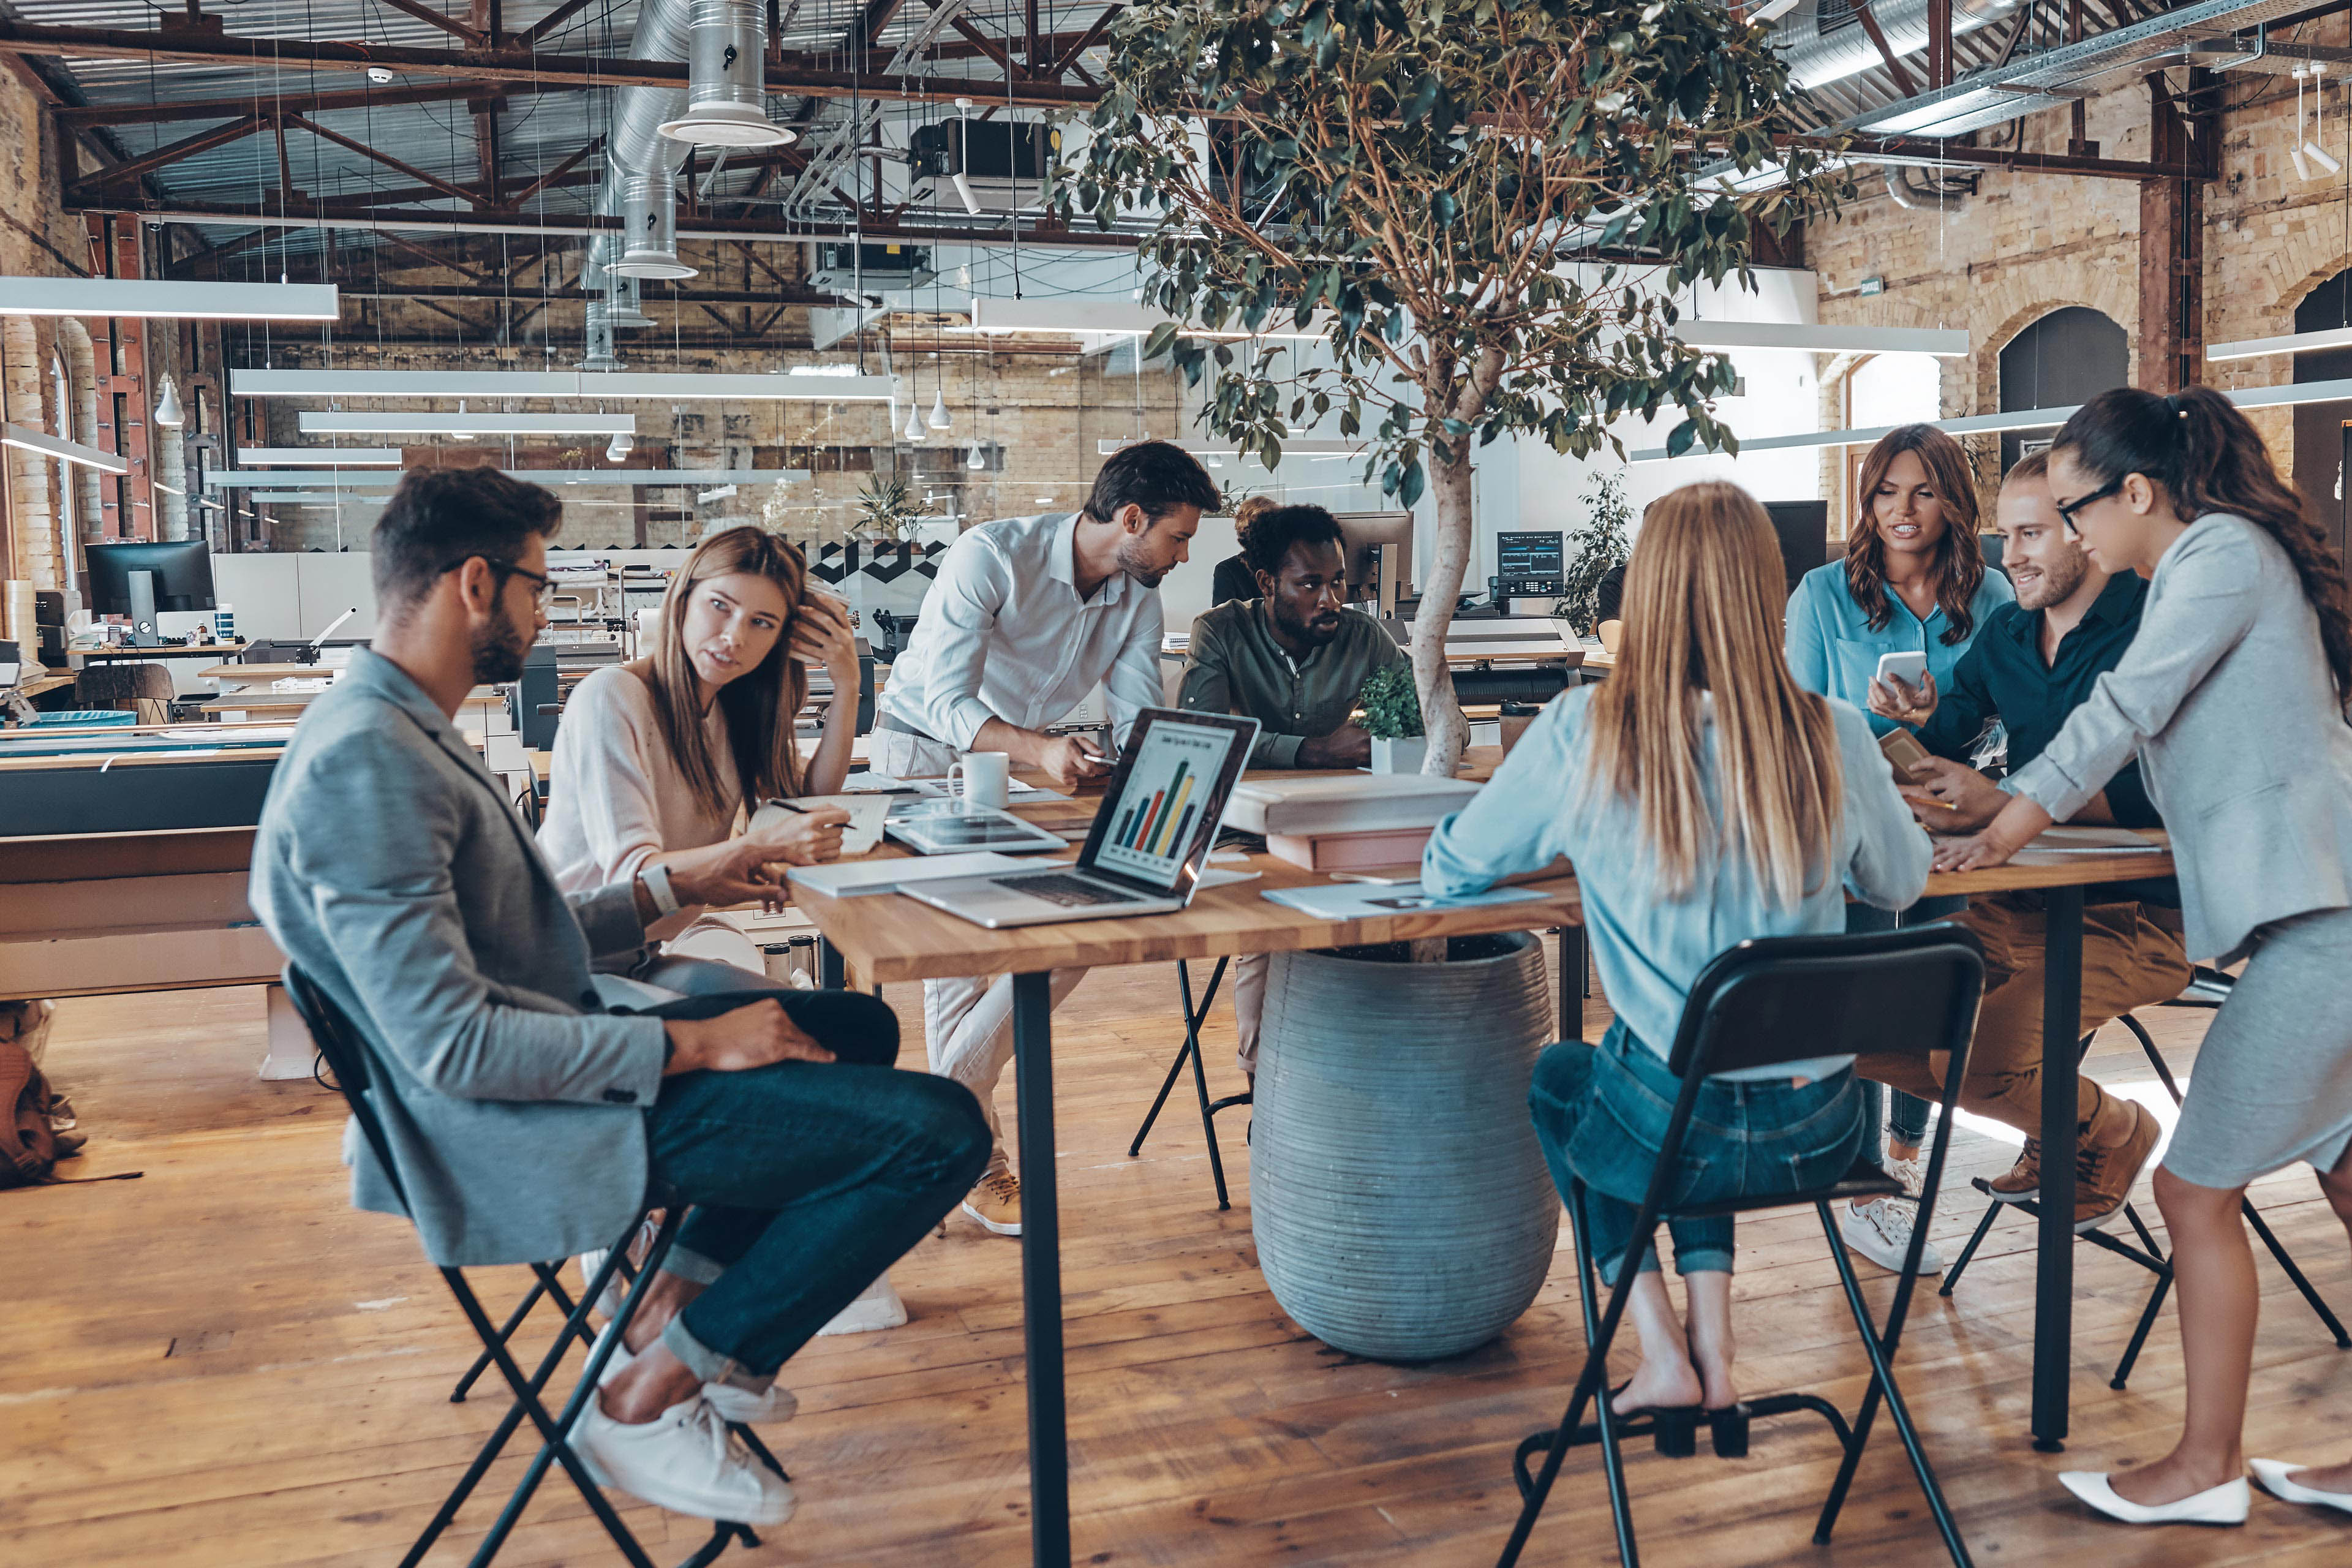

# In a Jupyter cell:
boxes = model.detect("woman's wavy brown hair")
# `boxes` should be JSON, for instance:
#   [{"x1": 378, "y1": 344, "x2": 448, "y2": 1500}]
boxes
[
  {"x1": 1847, "y1": 424, "x2": 1987, "y2": 647},
  {"x1": 646, "y1": 526, "x2": 814, "y2": 816}
]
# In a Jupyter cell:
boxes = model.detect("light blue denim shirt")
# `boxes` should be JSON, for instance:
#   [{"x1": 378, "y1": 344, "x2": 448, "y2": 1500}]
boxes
[
  {"x1": 1422, "y1": 687, "x2": 1931, "y2": 1080},
  {"x1": 1783, "y1": 556, "x2": 2015, "y2": 736}
]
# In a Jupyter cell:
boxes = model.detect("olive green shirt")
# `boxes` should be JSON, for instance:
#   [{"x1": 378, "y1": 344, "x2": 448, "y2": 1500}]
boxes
[{"x1": 1178, "y1": 598, "x2": 1409, "y2": 767}]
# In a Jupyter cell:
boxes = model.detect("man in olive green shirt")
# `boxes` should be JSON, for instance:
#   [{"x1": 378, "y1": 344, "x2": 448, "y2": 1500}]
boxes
[{"x1": 1178, "y1": 503, "x2": 1409, "y2": 1074}]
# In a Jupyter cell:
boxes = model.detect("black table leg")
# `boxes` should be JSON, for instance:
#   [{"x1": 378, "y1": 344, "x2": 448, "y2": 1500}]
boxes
[
  {"x1": 818, "y1": 937, "x2": 845, "y2": 991},
  {"x1": 1012, "y1": 969, "x2": 1071, "y2": 1567},
  {"x1": 2033, "y1": 884, "x2": 2084, "y2": 1452}
]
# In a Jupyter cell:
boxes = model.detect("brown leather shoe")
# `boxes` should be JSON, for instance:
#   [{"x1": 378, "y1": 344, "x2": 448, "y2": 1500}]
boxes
[
  {"x1": 1988, "y1": 1139, "x2": 2040, "y2": 1204},
  {"x1": 2075, "y1": 1101, "x2": 2160, "y2": 1234}
]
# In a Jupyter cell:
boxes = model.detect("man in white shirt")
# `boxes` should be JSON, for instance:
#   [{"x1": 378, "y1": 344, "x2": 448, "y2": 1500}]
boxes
[{"x1": 872, "y1": 440, "x2": 1218, "y2": 1236}]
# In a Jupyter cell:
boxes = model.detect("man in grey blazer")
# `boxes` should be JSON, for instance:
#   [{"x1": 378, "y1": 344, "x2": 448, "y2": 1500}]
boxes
[{"x1": 252, "y1": 468, "x2": 990, "y2": 1528}]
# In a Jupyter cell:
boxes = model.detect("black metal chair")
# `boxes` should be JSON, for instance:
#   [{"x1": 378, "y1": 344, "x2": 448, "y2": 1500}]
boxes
[
  {"x1": 282, "y1": 965, "x2": 783, "y2": 1568},
  {"x1": 1498, "y1": 924, "x2": 1988, "y2": 1568},
  {"x1": 1939, "y1": 1005, "x2": 2351, "y2": 1389}
]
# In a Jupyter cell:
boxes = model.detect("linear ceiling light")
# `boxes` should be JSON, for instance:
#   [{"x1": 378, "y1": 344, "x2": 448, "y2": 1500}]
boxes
[
  {"x1": 1097, "y1": 437, "x2": 1365, "y2": 457},
  {"x1": 237, "y1": 446, "x2": 406, "y2": 466},
  {"x1": 235, "y1": 369, "x2": 897, "y2": 401},
  {"x1": 2, "y1": 423, "x2": 130, "y2": 474},
  {"x1": 1671, "y1": 322, "x2": 1970, "y2": 358},
  {"x1": 207, "y1": 467, "x2": 811, "y2": 488},
  {"x1": 0, "y1": 277, "x2": 341, "y2": 321},
  {"x1": 968, "y1": 296, "x2": 1331, "y2": 341},
  {"x1": 300, "y1": 413, "x2": 636, "y2": 437},
  {"x1": 2205, "y1": 325, "x2": 2352, "y2": 363}
]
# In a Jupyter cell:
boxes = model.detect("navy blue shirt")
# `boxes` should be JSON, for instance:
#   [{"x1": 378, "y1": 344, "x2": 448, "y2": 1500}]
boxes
[{"x1": 1914, "y1": 570, "x2": 2176, "y2": 905}]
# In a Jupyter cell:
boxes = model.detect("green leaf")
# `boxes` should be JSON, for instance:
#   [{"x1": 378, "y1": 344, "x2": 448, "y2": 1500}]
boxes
[
  {"x1": 1430, "y1": 190, "x2": 1459, "y2": 227},
  {"x1": 1396, "y1": 459, "x2": 1426, "y2": 508},
  {"x1": 1142, "y1": 321, "x2": 1180, "y2": 361},
  {"x1": 1665, "y1": 419, "x2": 1697, "y2": 458}
]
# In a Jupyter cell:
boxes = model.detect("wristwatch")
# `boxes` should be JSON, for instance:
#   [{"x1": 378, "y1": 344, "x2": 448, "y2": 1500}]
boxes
[{"x1": 638, "y1": 861, "x2": 682, "y2": 919}]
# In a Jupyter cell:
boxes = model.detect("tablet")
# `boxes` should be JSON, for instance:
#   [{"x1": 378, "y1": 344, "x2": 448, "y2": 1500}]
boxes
[{"x1": 883, "y1": 801, "x2": 1068, "y2": 854}]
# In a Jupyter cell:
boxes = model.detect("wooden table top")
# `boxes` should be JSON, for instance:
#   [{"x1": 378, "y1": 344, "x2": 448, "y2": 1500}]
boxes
[
  {"x1": 1924, "y1": 829, "x2": 2173, "y2": 897},
  {"x1": 199, "y1": 662, "x2": 336, "y2": 682},
  {"x1": 20, "y1": 673, "x2": 76, "y2": 698},
  {"x1": 78, "y1": 641, "x2": 246, "y2": 660}
]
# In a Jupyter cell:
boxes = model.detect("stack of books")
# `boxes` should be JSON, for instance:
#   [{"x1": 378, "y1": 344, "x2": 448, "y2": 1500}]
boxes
[{"x1": 1224, "y1": 775, "x2": 1484, "y2": 875}]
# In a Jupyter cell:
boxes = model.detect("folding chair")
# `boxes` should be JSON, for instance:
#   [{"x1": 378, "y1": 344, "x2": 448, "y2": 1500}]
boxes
[
  {"x1": 282, "y1": 965, "x2": 785, "y2": 1568},
  {"x1": 1497, "y1": 924, "x2": 1988, "y2": 1568},
  {"x1": 1940, "y1": 1008, "x2": 2351, "y2": 1389},
  {"x1": 1128, "y1": 957, "x2": 1252, "y2": 1208}
]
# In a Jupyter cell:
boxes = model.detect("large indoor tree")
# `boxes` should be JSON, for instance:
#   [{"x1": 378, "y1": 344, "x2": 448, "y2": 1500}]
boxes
[{"x1": 1059, "y1": 0, "x2": 1848, "y2": 772}]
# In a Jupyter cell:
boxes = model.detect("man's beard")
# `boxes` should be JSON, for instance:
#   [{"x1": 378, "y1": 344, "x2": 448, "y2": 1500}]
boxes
[
  {"x1": 470, "y1": 602, "x2": 534, "y2": 684},
  {"x1": 1272, "y1": 600, "x2": 1341, "y2": 647},
  {"x1": 1114, "y1": 534, "x2": 1167, "y2": 587},
  {"x1": 2015, "y1": 549, "x2": 2087, "y2": 611}
]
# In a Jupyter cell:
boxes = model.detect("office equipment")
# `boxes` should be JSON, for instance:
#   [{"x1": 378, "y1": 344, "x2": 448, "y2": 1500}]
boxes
[
  {"x1": 1333, "y1": 511, "x2": 1415, "y2": 618},
  {"x1": 1493, "y1": 530, "x2": 1566, "y2": 612},
  {"x1": 511, "y1": 644, "x2": 562, "y2": 750},
  {"x1": 1762, "y1": 500, "x2": 1828, "y2": 594},
  {"x1": 85, "y1": 540, "x2": 216, "y2": 647},
  {"x1": 884, "y1": 797, "x2": 1069, "y2": 854},
  {"x1": 901, "y1": 710, "x2": 1259, "y2": 928}
]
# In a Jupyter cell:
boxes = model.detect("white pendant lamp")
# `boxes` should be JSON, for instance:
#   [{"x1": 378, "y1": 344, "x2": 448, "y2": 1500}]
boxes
[
  {"x1": 2294, "y1": 67, "x2": 2317, "y2": 182},
  {"x1": 967, "y1": 443, "x2": 987, "y2": 470},
  {"x1": 153, "y1": 376, "x2": 186, "y2": 429},
  {"x1": 903, "y1": 404, "x2": 925, "y2": 442},
  {"x1": 606, "y1": 431, "x2": 635, "y2": 462},
  {"x1": 928, "y1": 389, "x2": 952, "y2": 430},
  {"x1": 2311, "y1": 64, "x2": 2343, "y2": 175}
]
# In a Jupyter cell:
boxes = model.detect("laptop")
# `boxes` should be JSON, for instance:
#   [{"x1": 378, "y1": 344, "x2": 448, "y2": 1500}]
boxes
[{"x1": 901, "y1": 708, "x2": 1261, "y2": 929}]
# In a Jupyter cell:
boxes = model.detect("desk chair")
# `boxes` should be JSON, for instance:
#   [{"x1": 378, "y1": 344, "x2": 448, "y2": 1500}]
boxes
[
  {"x1": 1498, "y1": 925, "x2": 1986, "y2": 1568},
  {"x1": 1939, "y1": 1001, "x2": 2351, "y2": 1390},
  {"x1": 75, "y1": 662, "x2": 171, "y2": 725},
  {"x1": 281, "y1": 966, "x2": 783, "y2": 1568}
]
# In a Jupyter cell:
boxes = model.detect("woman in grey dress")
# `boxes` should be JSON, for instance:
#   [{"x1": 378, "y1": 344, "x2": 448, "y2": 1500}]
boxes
[{"x1": 1938, "y1": 386, "x2": 2352, "y2": 1528}]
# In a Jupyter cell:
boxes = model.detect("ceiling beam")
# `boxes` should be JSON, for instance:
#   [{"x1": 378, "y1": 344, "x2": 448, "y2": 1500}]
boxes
[
  {"x1": 66, "y1": 111, "x2": 266, "y2": 191},
  {"x1": 0, "y1": 21, "x2": 1102, "y2": 106},
  {"x1": 375, "y1": 0, "x2": 482, "y2": 44},
  {"x1": 58, "y1": 80, "x2": 521, "y2": 126}
]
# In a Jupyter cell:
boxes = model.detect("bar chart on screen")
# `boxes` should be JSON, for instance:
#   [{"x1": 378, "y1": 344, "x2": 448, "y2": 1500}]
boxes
[{"x1": 1095, "y1": 718, "x2": 1243, "y2": 884}]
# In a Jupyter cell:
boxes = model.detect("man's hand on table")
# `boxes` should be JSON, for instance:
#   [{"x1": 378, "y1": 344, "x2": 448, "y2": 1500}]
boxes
[
  {"x1": 1037, "y1": 733, "x2": 1115, "y2": 790},
  {"x1": 664, "y1": 999, "x2": 834, "y2": 1074},
  {"x1": 1296, "y1": 723, "x2": 1373, "y2": 769}
]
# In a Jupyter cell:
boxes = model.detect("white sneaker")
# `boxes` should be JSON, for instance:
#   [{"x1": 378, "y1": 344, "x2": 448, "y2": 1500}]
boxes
[
  {"x1": 576, "y1": 1251, "x2": 628, "y2": 1323},
  {"x1": 596, "y1": 1327, "x2": 798, "y2": 1426},
  {"x1": 817, "y1": 1273, "x2": 909, "y2": 1337},
  {"x1": 573, "y1": 1392, "x2": 794, "y2": 1525},
  {"x1": 2059, "y1": 1471, "x2": 2248, "y2": 1526},
  {"x1": 1842, "y1": 1156, "x2": 1945, "y2": 1275}
]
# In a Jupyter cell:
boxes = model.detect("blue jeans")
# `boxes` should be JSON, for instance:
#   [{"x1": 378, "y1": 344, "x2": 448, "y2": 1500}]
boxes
[
  {"x1": 1845, "y1": 897, "x2": 1966, "y2": 1148},
  {"x1": 624, "y1": 989, "x2": 992, "y2": 1390},
  {"x1": 1528, "y1": 1022, "x2": 1869, "y2": 1283}
]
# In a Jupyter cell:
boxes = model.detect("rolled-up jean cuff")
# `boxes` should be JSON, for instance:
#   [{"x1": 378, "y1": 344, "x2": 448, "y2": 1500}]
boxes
[
  {"x1": 661, "y1": 1315, "x2": 774, "y2": 1393},
  {"x1": 1671, "y1": 1245, "x2": 1733, "y2": 1276},
  {"x1": 1597, "y1": 1245, "x2": 1663, "y2": 1285},
  {"x1": 662, "y1": 1243, "x2": 729, "y2": 1287}
]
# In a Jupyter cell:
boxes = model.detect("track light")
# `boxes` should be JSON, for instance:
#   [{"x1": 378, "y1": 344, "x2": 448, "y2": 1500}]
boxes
[
  {"x1": 950, "y1": 172, "x2": 984, "y2": 216},
  {"x1": 2310, "y1": 64, "x2": 2343, "y2": 175},
  {"x1": 2294, "y1": 67, "x2": 2320, "y2": 182},
  {"x1": 929, "y1": 390, "x2": 952, "y2": 430},
  {"x1": 153, "y1": 376, "x2": 185, "y2": 429}
]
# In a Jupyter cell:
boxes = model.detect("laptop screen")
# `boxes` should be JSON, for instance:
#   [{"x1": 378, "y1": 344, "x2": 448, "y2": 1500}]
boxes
[{"x1": 1077, "y1": 709, "x2": 1261, "y2": 896}]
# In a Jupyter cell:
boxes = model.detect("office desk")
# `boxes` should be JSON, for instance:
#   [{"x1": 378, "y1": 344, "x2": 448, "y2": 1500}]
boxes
[
  {"x1": 786, "y1": 766, "x2": 1569, "y2": 1568},
  {"x1": 18, "y1": 673, "x2": 75, "y2": 699},
  {"x1": 1922, "y1": 831, "x2": 2176, "y2": 1453},
  {"x1": 76, "y1": 641, "x2": 247, "y2": 662}
]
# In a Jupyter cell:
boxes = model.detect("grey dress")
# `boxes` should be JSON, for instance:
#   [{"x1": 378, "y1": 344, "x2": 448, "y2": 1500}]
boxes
[{"x1": 2008, "y1": 513, "x2": 2352, "y2": 1186}]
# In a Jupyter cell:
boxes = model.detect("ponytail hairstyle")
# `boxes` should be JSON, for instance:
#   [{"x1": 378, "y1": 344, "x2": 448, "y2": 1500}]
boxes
[
  {"x1": 1846, "y1": 423, "x2": 1988, "y2": 646},
  {"x1": 2052, "y1": 386, "x2": 2352, "y2": 702},
  {"x1": 646, "y1": 526, "x2": 813, "y2": 816}
]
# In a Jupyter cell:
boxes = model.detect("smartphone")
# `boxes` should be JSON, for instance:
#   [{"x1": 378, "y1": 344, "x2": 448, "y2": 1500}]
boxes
[{"x1": 1874, "y1": 650, "x2": 1929, "y2": 688}]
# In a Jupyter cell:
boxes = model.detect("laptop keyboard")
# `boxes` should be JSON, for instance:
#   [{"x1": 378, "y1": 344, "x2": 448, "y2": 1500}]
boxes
[{"x1": 992, "y1": 872, "x2": 1145, "y2": 908}]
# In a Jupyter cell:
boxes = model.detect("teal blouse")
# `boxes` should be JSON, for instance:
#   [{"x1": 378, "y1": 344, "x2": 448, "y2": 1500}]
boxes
[{"x1": 1783, "y1": 555, "x2": 2015, "y2": 736}]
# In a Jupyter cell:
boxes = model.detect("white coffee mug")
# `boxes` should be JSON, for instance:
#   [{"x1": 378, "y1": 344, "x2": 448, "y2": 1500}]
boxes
[{"x1": 948, "y1": 750, "x2": 1011, "y2": 812}]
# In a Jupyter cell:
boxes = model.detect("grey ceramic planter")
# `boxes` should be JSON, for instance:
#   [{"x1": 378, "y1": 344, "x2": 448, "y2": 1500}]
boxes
[{"x1": 1251, "y1": 932, "x2": 1559, "y2": 1362}]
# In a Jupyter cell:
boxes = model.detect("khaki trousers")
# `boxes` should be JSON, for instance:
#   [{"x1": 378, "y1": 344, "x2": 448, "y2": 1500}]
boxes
[
  {"x1": 1855, "y1": 892, "x2": 2191, "y2": 1143},
  {"x1": 1232, "y1": 952, "x2": 1269, "y2": 1077}
]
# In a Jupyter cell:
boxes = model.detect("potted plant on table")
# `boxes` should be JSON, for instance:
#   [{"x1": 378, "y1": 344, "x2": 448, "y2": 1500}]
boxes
[
  {"x1": 1355, "y1": 664, "x2": 1427, "y2": 775},
  {"x1": 1058, "y1": 0, "x2": 1844, "y2": 777}
]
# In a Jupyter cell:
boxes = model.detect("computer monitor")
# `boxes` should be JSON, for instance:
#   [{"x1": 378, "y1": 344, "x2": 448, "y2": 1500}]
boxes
[
  {"x1": 1494, "y1": 530, "x2": 1565, "y2": 597},
  {"x1": 1761, "y1": 502, "x2": 1826, "y2": 596},
  {"x1": 1332, "y1": 511, "x2": 1415, "y2": 618},
  {"x1": 85, "y1": 540, "x2": 217, "y2": 647}
]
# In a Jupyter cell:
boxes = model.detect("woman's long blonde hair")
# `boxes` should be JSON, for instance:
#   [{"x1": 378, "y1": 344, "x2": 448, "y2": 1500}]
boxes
[
  {"x1": 647, "y1": 526, "x2": 813, "y2": 815},
  {"x1": 1580, "y1": 481, "x2": 1844, "y2": 906}
]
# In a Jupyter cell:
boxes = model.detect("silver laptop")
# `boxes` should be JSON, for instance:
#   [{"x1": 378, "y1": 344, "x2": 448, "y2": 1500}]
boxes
[{"x1": 902, "y1": 709, "x2": 1261, "y2": 929}]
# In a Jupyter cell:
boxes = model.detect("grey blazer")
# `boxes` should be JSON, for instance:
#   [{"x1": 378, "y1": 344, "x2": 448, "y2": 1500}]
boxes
[
  {"x1": 2010, "y1": 513, "x2": 2352, "y2": 963},
  {"x1": 251, "y1": 649, "x2": 669, "y2": 1267}
]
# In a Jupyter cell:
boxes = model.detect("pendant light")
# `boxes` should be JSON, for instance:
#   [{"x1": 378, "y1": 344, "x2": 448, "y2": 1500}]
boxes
[
  {"x1": 2294, "y1": 67, "x2": 2316, "y2": 183},
  {"x1": 967, "y1": 443, "x2": 987, "y2": 470},
  {"x1": 2310, "y1": 64, "x2": 2343, "y2": 175},
  {"x1": 903, "y1": 402, "x2": 925, "y2": 442},
  {"x1": 153, "y1": 375, "x2": 186, "y2": 429},
  {"x1": 928, "y1": 388, "x2": 952, "y2": 430}
]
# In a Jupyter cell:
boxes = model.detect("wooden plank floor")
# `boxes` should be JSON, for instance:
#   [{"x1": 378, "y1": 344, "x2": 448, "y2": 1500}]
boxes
[{"x1": 7, "y1": 957, "x2": 2352, "y2": 1566}]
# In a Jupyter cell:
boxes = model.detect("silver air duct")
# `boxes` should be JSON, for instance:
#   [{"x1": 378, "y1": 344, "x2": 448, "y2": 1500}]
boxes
[
  {"x1": 587, "y1": 0, "x2": 697, "y2": 287},
  {"x1": 616, "y1": 170, "x2": 695, "y2": 280},
  {"x1": 659, "y1": 0, "x2": 794, "y2": 148},
  {"x1": 579, "y1": 301, "x2": 624, "y2": 371},
  {"x1": 1774, "y1": 0, "x2": 2021, "y2": 91},
  {"x1": 609, "y1": 271, "x2": 655, "y2": 328}
]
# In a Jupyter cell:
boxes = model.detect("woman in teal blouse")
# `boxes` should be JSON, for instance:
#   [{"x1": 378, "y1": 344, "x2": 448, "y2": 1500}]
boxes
[{"x1": 1785, "y1": 423, "x2": 2013, "y2": 1277}]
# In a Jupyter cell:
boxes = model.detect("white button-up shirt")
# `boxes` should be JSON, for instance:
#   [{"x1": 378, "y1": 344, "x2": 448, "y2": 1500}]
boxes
[{"x1": 878, "y1": 511, "x2": 1167, "y2": 751}]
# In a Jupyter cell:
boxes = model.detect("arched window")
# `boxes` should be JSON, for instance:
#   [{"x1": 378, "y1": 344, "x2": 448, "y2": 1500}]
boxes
[{"x1": 1997, "y1": 306, "x2": 2128, "y2": 473}]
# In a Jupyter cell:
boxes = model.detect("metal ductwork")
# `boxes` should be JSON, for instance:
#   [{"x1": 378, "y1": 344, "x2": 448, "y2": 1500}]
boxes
[
  {"x1": 617, "y1": 170, "x2": 696, "y2": 280},
  {"x1": 1774, "y1": 0, "x2": 2021, "y2": 91},
  {"x1": 587, "y1": 0, "x2": 696, "y2": 287},
  {"x1": 579, "y1": 300, "x2": 624, "y2": 371},
  {"x1": 609, "y1": 273, "x2": 655, "y2": 329},
  {"x1": 659, "y1": 0, "x2": 794, "y2": 148}
]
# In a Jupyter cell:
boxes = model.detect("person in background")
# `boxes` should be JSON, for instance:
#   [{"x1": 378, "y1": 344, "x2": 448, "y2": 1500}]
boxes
[
  {"x1": 1212, "y1": 494, "x2": 1278, "y2": 606},
  {"x1": 1179, "y1": 503, "x2": 1411, "y2": 1079},
  {"x1": 872, "y1": 439, "x2": 1219, "y2": 1237},
  {"x1": 1425, "y1": 479, "x2": 1928, "y2": 1427},
  {"x1": 1860, "y1": 451, "x2": 2180, "y2": 1232},
  {"x1": 251, "y1": 467, "x2": 989, "y2": 1528},
  {"x1": 540, "y1": 526, "x2": 859, "y2": 993},
  {"x1": 1936, "y1": 388, "x2": 2352, "y2": 1528},
  {"x1": 1593, "y1": 559, "x2": 1627, "y2": 654},
  {"x1": 1785, "y1": 423, "x2": 2015, "y2": 1276}
]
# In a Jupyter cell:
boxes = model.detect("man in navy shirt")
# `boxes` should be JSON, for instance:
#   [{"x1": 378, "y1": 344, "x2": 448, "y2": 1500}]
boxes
[{"x1": 1862, "y1": 451, "x2": 2188, "y2": 1231}]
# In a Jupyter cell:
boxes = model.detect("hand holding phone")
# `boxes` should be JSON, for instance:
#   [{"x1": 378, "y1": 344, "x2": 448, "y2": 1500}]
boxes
[{"x1": 1869, "y1": 650, "x2": 1937, "y2": 726}]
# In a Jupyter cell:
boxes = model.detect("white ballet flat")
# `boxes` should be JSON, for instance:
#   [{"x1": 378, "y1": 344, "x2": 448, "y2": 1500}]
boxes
[
  {"x1": 2252, "y1": 1458, "x2": 2352, "y2": 1516},
  {"x1": 2059, "y1": 1471, "x2": 2249, "y2": 1526}
]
